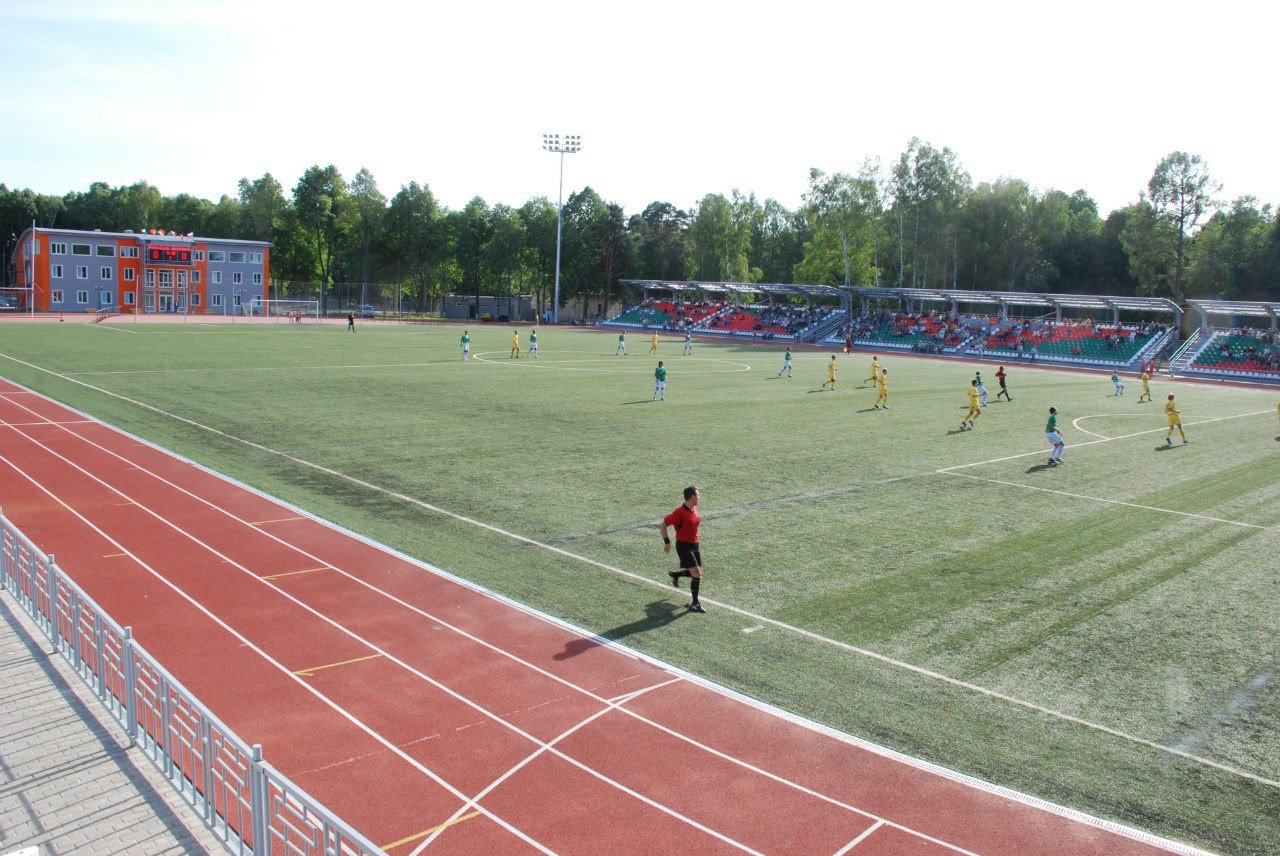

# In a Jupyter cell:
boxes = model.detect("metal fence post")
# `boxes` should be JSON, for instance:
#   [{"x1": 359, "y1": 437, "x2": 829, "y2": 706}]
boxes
[
  {"x1": 200, "y1": 720, "x2": 214, "y2": 827},
  {"x1": 94, "y1": 612, "x2": 106, "y2": 701},
  {"x1": 46, "y1": 553, "x2": 59, "y2": 654},
  {"x1": 123, "y1": 626, "x2": 138, "y2": 748},
  {"x1": 250, "y1": 744, "x2": 269, "y2": 856}
]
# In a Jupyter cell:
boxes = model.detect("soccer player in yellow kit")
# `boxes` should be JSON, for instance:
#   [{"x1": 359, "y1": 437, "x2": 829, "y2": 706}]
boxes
[
  {"x1": 962, "y1": 379, "x2": 982, "y2": 429},
  {"x1": 649, "y1": 332, "x2": 659, "y2": 354},
  {"x1": 865, "y1": 356, "x2": 880, "y2": 386},
  {"x1": 1138, "y1": 369, "x2": 1152, "y2": 402},
  {"x1": 874, "y1": 368, "x2": 889, "y2": 409},
  {"x1": 510, "y1": 329, "x2": 520, "y2": 359},
  {"x1": 1164, "y1": 394, "x2": 1187, "y2": 445},
  {"x1": 821, "y1": 355, "x2": 838, "y2": 390}
]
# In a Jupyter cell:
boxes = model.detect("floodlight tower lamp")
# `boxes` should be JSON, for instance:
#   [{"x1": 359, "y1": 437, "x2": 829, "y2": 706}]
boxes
[{"x1": 542, "y1": 131, "x2": 581, "y2": 324}]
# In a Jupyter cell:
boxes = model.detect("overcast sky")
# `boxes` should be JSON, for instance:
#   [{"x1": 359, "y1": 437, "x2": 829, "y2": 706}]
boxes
[{"x1": 3, "y1": 1, "x2": 1275, "y2": 219}]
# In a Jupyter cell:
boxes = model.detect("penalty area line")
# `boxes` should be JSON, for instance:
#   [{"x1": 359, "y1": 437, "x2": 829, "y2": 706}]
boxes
[{"x1": 2, "y1": 354, "x2": 1276, "y2": 791}]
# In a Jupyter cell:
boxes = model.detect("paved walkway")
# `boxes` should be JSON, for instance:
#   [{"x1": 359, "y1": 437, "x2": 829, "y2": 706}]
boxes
[{"x1": 0, "y1": 590, "x2": 223, "y2": 856}]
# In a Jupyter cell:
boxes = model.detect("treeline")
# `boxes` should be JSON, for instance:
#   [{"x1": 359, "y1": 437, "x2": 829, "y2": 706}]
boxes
[{"x1": 3, "y1": 140, "x2": 1277, "y2": 316}]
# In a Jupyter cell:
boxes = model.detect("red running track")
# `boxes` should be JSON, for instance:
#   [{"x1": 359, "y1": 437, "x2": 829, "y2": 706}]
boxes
[{"x1": 0, "y1": 377, "x2": 1202, "y2": 855}]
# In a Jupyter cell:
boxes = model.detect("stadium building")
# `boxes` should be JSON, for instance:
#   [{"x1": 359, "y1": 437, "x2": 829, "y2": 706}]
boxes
[{"x1": 8, "y1": 227, "x2": 271, "y2": 315}]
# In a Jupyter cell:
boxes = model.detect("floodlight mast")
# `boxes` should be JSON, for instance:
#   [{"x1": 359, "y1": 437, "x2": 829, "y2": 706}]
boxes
[{"x1": 542, "y1": 133, "x2": 581, "y2": 324}]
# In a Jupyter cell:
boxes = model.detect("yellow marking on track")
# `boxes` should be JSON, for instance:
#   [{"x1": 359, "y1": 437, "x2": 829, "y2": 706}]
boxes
[
  {"x1": 261, "y1": 566, "x2": 330, "y2": 581},
  {"x1": 102, "y1": 553, "x2": 128, "y2": 558},
  {"x1": 293, "y1": 653, "x2": 383, "y2": 678},
  {"x1": 250, "y1": 516, "x2": 307, "y2": 526},
  {"x1": 381, "y1": 810, "x2": 482, "y2": 850}
]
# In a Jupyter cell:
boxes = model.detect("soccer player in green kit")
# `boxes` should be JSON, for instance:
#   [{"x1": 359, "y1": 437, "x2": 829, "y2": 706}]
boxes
[
  {"x1": 775, "y1": 348, "x2": 792, "y2": 378},
  {"x1": 1045, "y1": 406, "x2": 1065, "y2": 465},
  {"x1": 528, "y1": 329, "x2": 539, "y2": 358},
  {"x1": 683, "y1": 331, "x2": 693, "y2": 355},
  {"x1": 460, "y1": 330, "x2": 470, "y2": 360},
  {"x1": 652, "y1": 360, "x2": 667, "y2": 401},
  {"x1": 616, "y1": 331, "x2": 628, "y2": 355}
]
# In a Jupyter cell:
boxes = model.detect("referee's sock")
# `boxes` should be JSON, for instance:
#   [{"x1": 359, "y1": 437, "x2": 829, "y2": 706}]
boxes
[{"x1": 690, "y1": 577, "x2": 700, "y2": 603}]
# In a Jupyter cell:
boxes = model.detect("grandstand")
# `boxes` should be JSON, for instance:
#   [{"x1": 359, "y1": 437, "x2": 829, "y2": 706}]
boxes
[
  {"x1": 1172, "y1": 300, "x2": 1280, "y2": 381},
  {"x1": 610, "y1": 280, "x2": 847, "y2": 341}
]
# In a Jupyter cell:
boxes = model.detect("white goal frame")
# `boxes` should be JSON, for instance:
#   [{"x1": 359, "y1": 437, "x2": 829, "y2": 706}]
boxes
[{"x1": 247, "y1": 298, "x2": 321, "y2": 324}]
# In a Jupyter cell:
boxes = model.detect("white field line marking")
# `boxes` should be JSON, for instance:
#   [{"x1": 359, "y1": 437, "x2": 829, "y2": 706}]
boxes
[
  {"x1": 472, "y1": 351, "x2": 752, "y2": 374},
  {"x1": 938, "y1": 409, "x2": 1273, "y2": 473},
  {"x1": 833, "y1": 820, "x2": 885, "y2": 855},
  {"x1": 23, "y1": 399, "x2": 988, "y2": 854},
  {"x1": 941, "y1": 471, "x2": 1271, "y2": 531},
  {"x1": 0, "y1": 420, "x2": 94, "y2": 427},
  {"x1": 4, "y1": 354, "x2": 1278, "y2": 791},
  {"x1": 0, "y1": 451, "x2": 552, "y2": 855},
  {"x1": 407, "y1": 678, "x2": 708, "y2": 856},
  {"x1": 1071, "y1": 413, "x2": 1164, "y2": 440},
  {"x1": 91, "y1": 324, "x2": 136, "y2": 333},
  {"x1": 64, "y1": 362, "x2": 445, "y2": 376},
  {"x1": 2, "y1": 423, "x2": 768, "y2": 855}
]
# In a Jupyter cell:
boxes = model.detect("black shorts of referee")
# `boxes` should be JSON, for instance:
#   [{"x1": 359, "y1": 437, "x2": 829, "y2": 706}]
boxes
[{"x1": 675, "y1": 541, "x2": 702, "y2": 570}]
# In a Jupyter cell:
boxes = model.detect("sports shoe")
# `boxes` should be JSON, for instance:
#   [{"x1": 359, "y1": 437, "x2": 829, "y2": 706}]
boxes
[
  {"x1": 668, "y1": 571, "x2": 681, "y2": 588},
  {"x1": 1183, "y1": 440, "x2": 1189, "y2": 445},
  {"x1": 1165, "y1": 437, "x2": 1172, "y2": 445},
  {"x1": 689, "y1": 602, "x2": 706, "y2": 613}
]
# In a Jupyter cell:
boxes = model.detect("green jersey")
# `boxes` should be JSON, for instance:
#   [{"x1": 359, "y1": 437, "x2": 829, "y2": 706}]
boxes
[
  {"x1": 619, "y1": 333, "x2": 625, "y2": 342},
  {"x1": 784, "y1": 350, "x2": 791, "y2": 361},
  {"x1": 529, "y1": 332, "x2": 537, "y2": 343},
  {"x1": 655, "y1": 366, "x2": 667, "y2": 382},
  {"x1": 1046, "y1": 413, "x2": 1057, "y2": 432},
  {"x1": 461, "y1": 334, "x2": 469, "y2": 345}
]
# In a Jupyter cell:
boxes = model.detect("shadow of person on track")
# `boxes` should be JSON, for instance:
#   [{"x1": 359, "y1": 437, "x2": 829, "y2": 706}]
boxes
[{"x1": 554, "y1": 601, "x2": 687, "y2": 660}]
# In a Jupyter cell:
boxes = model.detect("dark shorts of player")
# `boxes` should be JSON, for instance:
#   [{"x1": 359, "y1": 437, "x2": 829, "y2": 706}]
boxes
[{"x1": 675, "y1": 541, "x2": 702, "y2": 570}]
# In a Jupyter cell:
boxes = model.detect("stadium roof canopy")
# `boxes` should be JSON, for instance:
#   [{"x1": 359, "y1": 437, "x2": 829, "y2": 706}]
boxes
[
  {"x1": 1185, "y1": 299, "x2": 1280, "y2": 324},
  {"x1": 842, "y1": 287, "x2": 1182, "y2": 321},
  {"x1": 620, "y1": 280, "x2": 846, "y2": 302}
]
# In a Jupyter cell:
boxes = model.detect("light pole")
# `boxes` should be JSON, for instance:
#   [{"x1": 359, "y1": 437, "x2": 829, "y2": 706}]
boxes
[{"x1": 542, "y1": 133, "x2": 581, "y2": 324}]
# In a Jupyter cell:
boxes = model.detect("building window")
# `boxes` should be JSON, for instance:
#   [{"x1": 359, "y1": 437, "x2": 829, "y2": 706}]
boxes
[
  {"x1": 208, "y1": 250, "x2": 225, "y2": 262},
  {"x1": 251, "y1": 252, "x2": 263, "y2": 263},
  {"x1": 252, "y1": 273, "x2": 262, "y2": 285},
  {"x1": 192, "y1": 270, "x2": 201, "y2": 283},
  {"x1": 101, "y1": 267, "x2": 113, "y2": 280},
  {"x1": 96, "y1": 245, "x2": 115, "y2": 257},
  {"x1": 72, "y1": 244, "x2": 91, "y2": 255},
  {"x1": 232, "y1": 272, "x2": 242, "y2": 285},
  {"x1": 211, "y1": 293, "x2": 223, "y2": 307},
  {"x1": 50, "y1": 242, "x2": 67, "y2": 255},
  {"x1": 233, "y1": 294, "x2": 242, "y2": 306},
  {"x1": 194, "y1": 250, "x2": 205, "y2": 261},
  {"x1": 100, "y1": 291, "x2": 113, "y2": 305},
  {"x1": 212, "y1": 271, "x2": 222, "y2": 284},
  {"x1": 229, "y1": 251, "x2": 245, "y2": 263},
  {"x1": 123, "y1": 268, "x2": 136, "y2": 282},
  {"x1": 124, "y1": 291, "x2": 135, "y2": 306},
  {"x1": 120, "y1": 246, "x2": 139, "y2": 258},
  {"x1": 76, "y1": 290, "x2": 88, "y2": 304},
  {"x1": 191, "y1": 293, "x2": 201, "y2": 307},
  {"x1": 145, "y1": 269, "x2": 155, "y2": 286},
  {"x1": 52, "y1": 264, "x2": 63, "y2": 278},
  {"x1": 76, "y1": 266, "x2": 88, "y2": 279},
  {"x1": 51, "y1": 290, "x2": 63, "y2": 304}
]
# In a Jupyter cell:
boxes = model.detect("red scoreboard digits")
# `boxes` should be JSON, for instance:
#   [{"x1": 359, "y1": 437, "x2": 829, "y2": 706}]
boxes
[{"x1": 146, "y1": 244, "x2": 193, "y2": 266}]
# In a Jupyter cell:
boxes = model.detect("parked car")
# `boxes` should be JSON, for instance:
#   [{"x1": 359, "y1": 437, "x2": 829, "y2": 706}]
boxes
[
  {"x1": 0, "y1": 294, "x2": 18, "y2": 311},
  {"x1": 358, "y1": 304, "x2": 376, "y2": 318}
]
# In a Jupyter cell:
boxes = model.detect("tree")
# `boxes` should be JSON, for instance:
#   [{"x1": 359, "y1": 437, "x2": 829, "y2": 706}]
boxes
[
  {"x1": 292, "y1": 165, "x2": 349, "y2": 305},
  {"x1": 237, "y1": 173, "x2": 288, "y2": 243},
  {"x1": 688, "y1": 193, "x2": 752, "y2": 282},
  {"x1": 384, "y1": 182, "x2": 447, "y2": 312},
  {"x1": 1119, "y1": 200, "x2": 1177, "y2": 298},
  {"x1": 1183, "y1": 197, "x2": 1274, "y2": 300},
  {"x1": 888, "y1": 139, "x2": 969, "y2": 288},
  {"x1": 449, "y1": 197, "x2": 493, "y2": 318},
  {"x1": 628, "y1": 202, "x2": 690, "y2": 281},
  {"x1": 1147, "y1": 152, "x2": 1221, "y2": 302},
  {"x1": 797, "y1": 168, "x2": 880, "y2": 287},
  {"x1": 345, "y1": 168, "x2": 387, "y2": 303}
]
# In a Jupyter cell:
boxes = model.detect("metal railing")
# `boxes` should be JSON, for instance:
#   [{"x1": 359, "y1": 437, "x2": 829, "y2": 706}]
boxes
[{"x1": 0, "y1": 507, "x2": 385, "y2": 856}]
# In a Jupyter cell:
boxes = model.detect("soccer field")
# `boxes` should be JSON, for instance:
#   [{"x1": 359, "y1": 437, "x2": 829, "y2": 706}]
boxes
[{"x1": 2, "y1": 320, "x2": 1277, "y2": 853}]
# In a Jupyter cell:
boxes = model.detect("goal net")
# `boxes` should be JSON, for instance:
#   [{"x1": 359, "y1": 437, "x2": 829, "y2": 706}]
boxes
[{"x1": 247, "y1": 298, "x2": 321, "y2": 324}]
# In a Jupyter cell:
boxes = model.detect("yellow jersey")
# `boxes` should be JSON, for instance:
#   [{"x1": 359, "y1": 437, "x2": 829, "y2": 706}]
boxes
[
  {"x1": 1165, "y1": 401, "x2": 1180, "y2": 423},
  {"x1": 967, "y1": 386, "x2": 980, "y2": 407},
  {"x1": 1141, "y1": 371, "x2": 1150, "y2": 387},
  {"x1": 877, "y1": 375, "x2": 888, "y2": 392}
]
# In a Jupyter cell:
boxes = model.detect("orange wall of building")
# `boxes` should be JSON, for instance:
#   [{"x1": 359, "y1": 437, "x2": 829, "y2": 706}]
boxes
[{"x1": 117, "y1": 238, "x2": 140, "y2": 312}]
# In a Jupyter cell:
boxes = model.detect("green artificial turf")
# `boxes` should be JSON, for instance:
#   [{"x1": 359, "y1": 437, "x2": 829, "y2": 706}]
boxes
[{"x1": 2, "y1": 320, "x2": 1277, "y2": 853}]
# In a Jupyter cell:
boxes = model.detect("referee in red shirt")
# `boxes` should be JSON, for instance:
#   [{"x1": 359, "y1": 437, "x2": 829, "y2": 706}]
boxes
[{"x1": 661, "y1": 486, "x2": 706, "y2": 613}]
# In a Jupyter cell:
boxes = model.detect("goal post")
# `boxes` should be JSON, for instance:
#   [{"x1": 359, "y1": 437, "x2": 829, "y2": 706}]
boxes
[{"x1": 248, "y1": 298, "x2": 321, "y2": 324}]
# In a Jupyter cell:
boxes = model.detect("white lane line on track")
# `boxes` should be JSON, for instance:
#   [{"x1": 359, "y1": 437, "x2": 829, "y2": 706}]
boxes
[
  {"x1": 833, "y1": 820, "x2": 885, "y2": 855},
  {"x1": 0, "y1": 449, "x2": 551, "y2": 855},
  {"x1": 4, "y1": 394, "x2": 988, "y2": 855},
  {"x1": 2, "y1": 353, "x2": 1276, "y2": 797},
  {"x1": 408, "y1": 678, "x2": 701, "y2": 856}
]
